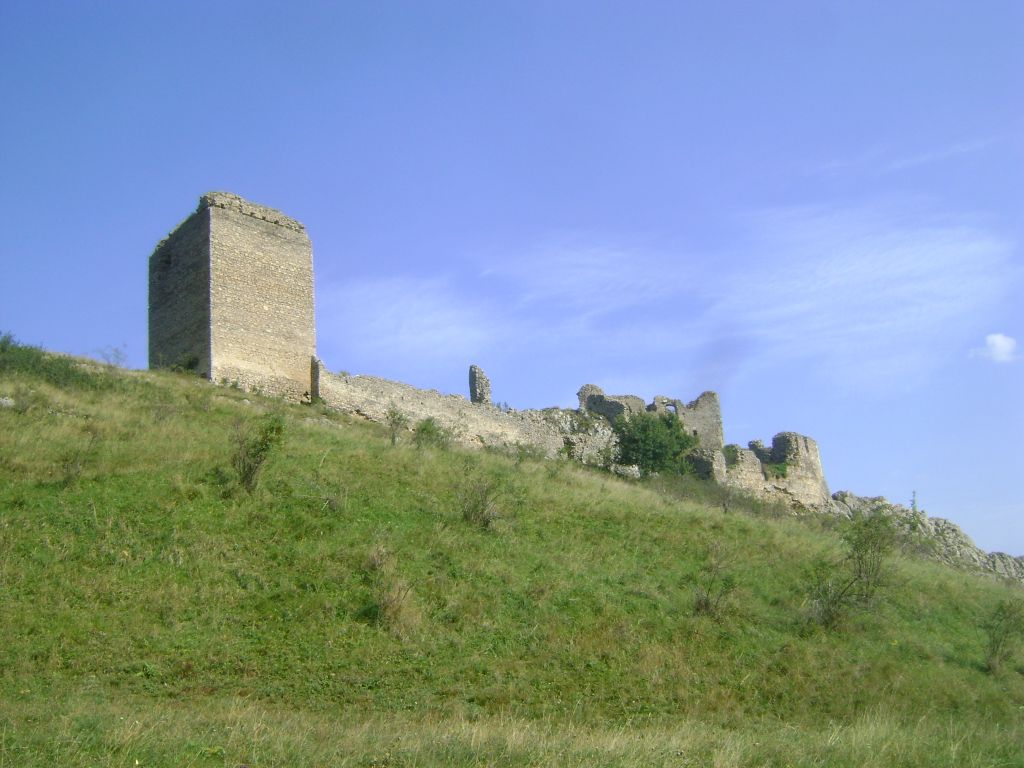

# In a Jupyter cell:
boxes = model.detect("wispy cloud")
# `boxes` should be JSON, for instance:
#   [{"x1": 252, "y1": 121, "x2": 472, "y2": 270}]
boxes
[
  {"x1": 317, "y1": 276, "x2": 495, "y2": 371},
  {"x1": 811, "y1": 135, "x2": 1001, "y2": 178},
  {"x1": 315, "y1": 203, "x2": 1018, "y2": 401},
  {"x1": 878, "y1": 137, "x2": 998, "y2": 174},
  {"x1": 706, "y1": 205, "x2": 1016, "y2": 388},
  {"x1": 972, "y1": 333, "x2": 1019, "y2": 364}
]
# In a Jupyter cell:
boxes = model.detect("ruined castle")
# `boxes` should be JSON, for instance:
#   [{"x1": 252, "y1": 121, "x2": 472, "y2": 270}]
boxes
[{"x1": 149, "y1": 191, "x2": 833, "y2": 511}]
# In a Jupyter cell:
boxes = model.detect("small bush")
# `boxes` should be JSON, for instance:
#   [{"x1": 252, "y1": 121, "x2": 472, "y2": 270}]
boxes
[
  {"x1": 359, "y1": 542, "x2": 420, "y2": 639},
  {"x1": 385, "y1": 405, "x2": 409, "y2": 447},
  {"x1": 803, "y1": 513, "x2": 896, "y2": 629},
  {"x1": 95, "y1": 344, "x2": 127, "y2": 368},
  {"x1": 231, "y1": 413, "x2": 285, "y2": 493},
  {"x1": 984, "y1": 598, "x2": 1024, "y2": 674},
  {"x1": 804, "y1": 559, "x2": 851, "y2": 630},
  {"x1": 612, "y1": 411, "x2": 699, "y2": 475},
  {"x1": 843, "y1": 512, "x2": 896, "y2": 600},
  {"x1": 693, "y1": 542, "x2": 737, "y2": 618},
  {"x1": 515, "y1": 443, "x2": 545, "y2": 465},
  {"x1": 412, "y1": 417, "x2": 452, "y2": 450},
  {"x1": 58, "y1": 425, "x2": 102, "y2": 488},
  {"x1": 456, "y1": 471, "x2": 506, "y2": 530}
]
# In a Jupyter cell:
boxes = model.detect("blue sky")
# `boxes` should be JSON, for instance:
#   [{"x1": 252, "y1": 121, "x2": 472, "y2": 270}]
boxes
[{"x1": 2, "y1": 1, "x2": 1021, "y2": 553}]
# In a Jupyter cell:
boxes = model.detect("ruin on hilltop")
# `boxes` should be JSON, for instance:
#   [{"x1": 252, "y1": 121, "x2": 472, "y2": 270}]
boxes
[{"x1": 147, "y1": 191, "x2": 841, "y2": 511}]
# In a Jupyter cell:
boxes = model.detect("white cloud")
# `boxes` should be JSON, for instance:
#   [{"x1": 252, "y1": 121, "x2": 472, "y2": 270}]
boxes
[{"x1": 973, "y1": 333, "x2": 1018, "y2": 363}]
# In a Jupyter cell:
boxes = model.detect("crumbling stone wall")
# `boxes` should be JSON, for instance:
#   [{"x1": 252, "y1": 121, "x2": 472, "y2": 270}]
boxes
[
  {"x1": 722, "y1": 432, "x2": 831, "y2": 510},
  {"x1": 316, "y1": 363, "x2": 548, "y2": 451},
  {"x1": 649, "y1": 391, "x2": 725, "y2": 451},
  {"x1": 312, "y1": 359, "x2": 615, "y2": 461},
  {"x1": 469, "y1": 365, "x2": 492, "y2": 405},
  {"x1": 577, "y1": 384, "x2": 647, "y2": 423},
  {"x1": 149, "y1": 192, "x2": 315, "y2": 400}
]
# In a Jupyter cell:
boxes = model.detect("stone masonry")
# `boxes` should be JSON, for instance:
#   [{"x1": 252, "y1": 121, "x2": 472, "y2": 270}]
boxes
[
  {"x1": 469, "y1": 365, "x2": 492, "y2": 405},
  {"x1": 721, "y1": 433, "x2": 831, "y2": 510},
  {"x1": 149, "y1": 192, "x2": 315, "y2": 400}
]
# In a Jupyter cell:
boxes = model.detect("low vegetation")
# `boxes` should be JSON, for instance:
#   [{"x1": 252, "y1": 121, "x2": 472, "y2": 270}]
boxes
[
  {"x1": 1, "y1": 336, "x2": 1023, "y2": 766},
  {"x1": 612, "y1": 410, "x2": 699, "y2": 475}
]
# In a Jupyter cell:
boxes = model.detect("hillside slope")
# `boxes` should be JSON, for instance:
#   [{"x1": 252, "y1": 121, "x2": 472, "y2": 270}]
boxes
[{"x1": 1, "y1": 340, "x2": 1023, "y2": 766}]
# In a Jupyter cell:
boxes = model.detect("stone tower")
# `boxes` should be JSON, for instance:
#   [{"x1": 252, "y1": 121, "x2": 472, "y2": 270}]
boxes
[{"x1": 148, "y1": 192, "x2": 315, "y2": 399}]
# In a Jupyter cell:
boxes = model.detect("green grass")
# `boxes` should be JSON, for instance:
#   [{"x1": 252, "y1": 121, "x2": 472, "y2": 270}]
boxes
[{"x1": 1, "y1": 342, "x2": 1023, "y2": 765}]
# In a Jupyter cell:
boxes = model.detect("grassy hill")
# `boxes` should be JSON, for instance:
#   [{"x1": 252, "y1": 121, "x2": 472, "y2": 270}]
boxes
[{"x1": 2, "y1": 337, "x2": 1023, "y2": 766}]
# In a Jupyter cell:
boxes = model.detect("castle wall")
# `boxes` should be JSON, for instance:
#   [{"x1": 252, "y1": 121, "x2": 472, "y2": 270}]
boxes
[
  {"x1": 148, "y1": 208, "x2": 212, "y2": 375},
  {"x1": 769, "y1": 433, "x2": 831, "y2": 508},
  {"x1": 724, "y1": 447, "x2": 766, "y2": 492},
  {"x1": 578, "y1": 385, "x2": 646, "y2": 422},
  {"x1": 677, "y1": 392, "x2": 725, "y2": 451},
  {"x1": 312, "y1": 361, "x2": 616, "y2": 462},
  {"x1": 722, "y1": 433, "x2": 831, "y2": 510},
  {"x1": 207, "y1": 193, "x2": 315, "y2": 399}
]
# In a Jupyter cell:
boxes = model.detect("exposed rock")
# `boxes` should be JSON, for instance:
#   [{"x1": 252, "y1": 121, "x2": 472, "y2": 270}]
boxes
[
  {"x1": 468, "y1": 364, "x2": 492, "y2": 405},
  {"x1": 611, "y1": 464, "x2": 642, "y2": 479},
  {"x1": 829, "y1": 491, "x2": 1024, "y2": 584},
  {"x1": 0, "y1": 396, "x2": 13, "y2": 409}
]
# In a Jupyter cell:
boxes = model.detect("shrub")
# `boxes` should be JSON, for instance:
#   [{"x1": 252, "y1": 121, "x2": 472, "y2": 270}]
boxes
[
  {"x1": 59, "y1": 425, "x2": 102, "y2": 487},
  {"x1": 803, "y1": 513, "x2": 896, "y2": 629},
  {"x1": 456, "y1": 471, "x2": 506, "y2": 530},
  {"x1": 385, "y1": 405, "x2": 409, "y2": 447},
  {"x1": 843, "y1": 512, "x2": 896, "y2": 600},
  {"x1": 231, "y1": 413, "x2": 285, "y2": 492},
  {"x1": 612, "y1": 411, "x2": 699, "y2": 475},
  {"x1": 693, "y1": 542, "x2": 737, "y2": 618},
  {"x1": 984, "y1": 598, "x2": 1024, "y2": 674},
  {"x1": 412, "y1": 417, "x2": 452, "y2": 450},
  {"x1": 359, "y1": 542, "x2": 420, "y2": 639}
]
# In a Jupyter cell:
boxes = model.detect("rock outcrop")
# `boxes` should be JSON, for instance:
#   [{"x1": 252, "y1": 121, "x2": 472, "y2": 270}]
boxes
[{"x1": 830, "y1": 492, "x2": 1024, "y2": 583}]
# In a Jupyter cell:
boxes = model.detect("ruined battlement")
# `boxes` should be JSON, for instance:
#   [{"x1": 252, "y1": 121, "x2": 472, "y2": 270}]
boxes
[{"x1": 199, "y1": 191, "x2": 306, "y2": 232}]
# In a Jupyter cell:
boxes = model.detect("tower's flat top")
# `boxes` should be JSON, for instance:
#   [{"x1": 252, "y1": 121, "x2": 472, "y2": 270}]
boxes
[{"x1": 199, "y1": 191, "x2": 305, "y2": 232}]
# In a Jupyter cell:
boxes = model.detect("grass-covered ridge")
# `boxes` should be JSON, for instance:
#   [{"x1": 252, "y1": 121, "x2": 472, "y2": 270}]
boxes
[{"x1": 1, "y1": 339, "x2": 1023, "y2": 766}]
